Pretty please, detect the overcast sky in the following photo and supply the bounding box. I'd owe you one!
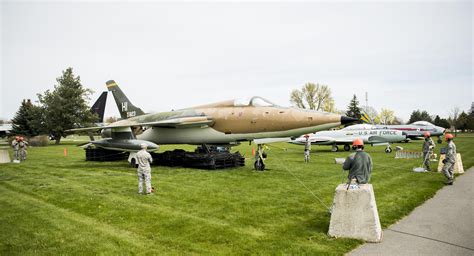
[1,1,472,122]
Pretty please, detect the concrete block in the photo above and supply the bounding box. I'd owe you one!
[328,184,382,242]
[437,153,464,174]
[0,149,11,163]
[334,158,346,164]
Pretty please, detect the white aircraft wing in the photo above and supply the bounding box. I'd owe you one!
[254,137,292,145]
[310,136,337,144]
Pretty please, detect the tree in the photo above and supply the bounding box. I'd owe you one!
[408,110,432,123]
[11,99,44,136]
[448,107,460,134]
[290,83,336,112]
[392,116,404,125]
[345,94,362,120]
[104,116,118,124]
[38,68,97,144]
[457,111,469,132]
[375,108,395,124]
[433,115,442,126]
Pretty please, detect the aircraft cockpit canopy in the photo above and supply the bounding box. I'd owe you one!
[412,121,434,126]
[233,97,278,107]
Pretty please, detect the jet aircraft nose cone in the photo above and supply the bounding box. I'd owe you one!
[340,116,359,125]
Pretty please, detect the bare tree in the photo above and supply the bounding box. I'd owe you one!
[449,107,460,136]
[290,83,335,112]
[104,116,118,124]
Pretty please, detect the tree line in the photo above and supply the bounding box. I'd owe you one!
[11,68,97,144]
[290,83,474,129]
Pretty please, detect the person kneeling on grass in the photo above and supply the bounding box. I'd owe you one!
[137,143,154,194]
[342,138,372,189]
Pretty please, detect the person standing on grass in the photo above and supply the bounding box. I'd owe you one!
[342,138,372,189]
[19,137,28,161]
[442,133,456,185]
[304,134,311,163]
[137,143,154,194]
[422,131,435,171]
[11,136,20,161]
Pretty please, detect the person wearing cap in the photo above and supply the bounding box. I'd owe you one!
[442,133,456,185]
[422,131,435,171]
[136,143,154,194]
[304,134,311,163]
[342,138,372,188]
[11,136,20,161]
[18,137,28,161]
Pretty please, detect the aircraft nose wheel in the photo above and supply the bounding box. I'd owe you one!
[385,146,392,153]
[437,138,442,144]
[343,144,350,151]
[331,145,339,152]
[254,160,265,171]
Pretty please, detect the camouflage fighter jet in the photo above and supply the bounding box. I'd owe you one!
[290,124,406,153]
[69,80,357,169]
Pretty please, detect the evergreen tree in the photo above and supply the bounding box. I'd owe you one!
[433,115,442,126]
[38,67,97,144]
[345,94,362,120]
[419,111,432,123]
[439,118,451,129]
[408,110,421,123]
[11,99,44,136]
[408,110,432,123]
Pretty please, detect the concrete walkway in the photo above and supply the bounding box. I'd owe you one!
[349,167,474,256]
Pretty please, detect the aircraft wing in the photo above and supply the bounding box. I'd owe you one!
[108,116,214,128]
[331,138,353,144]
[67,116,214,133]
[254,137,292,145]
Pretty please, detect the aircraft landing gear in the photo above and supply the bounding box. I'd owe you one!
[254,144,266,171]
[331,144,339,152]
[343,144,351,151]
[437,137,442,144]
[385,144,392,153]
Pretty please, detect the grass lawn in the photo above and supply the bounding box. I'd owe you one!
[0,134,472,255]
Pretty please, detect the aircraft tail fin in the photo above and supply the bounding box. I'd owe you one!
[90,91,107,123]
[360,112,374,124]
[106,80,145,119]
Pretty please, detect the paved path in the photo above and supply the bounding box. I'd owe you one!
[349,167,474,256]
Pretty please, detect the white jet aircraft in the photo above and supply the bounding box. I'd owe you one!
[290,124,406,153]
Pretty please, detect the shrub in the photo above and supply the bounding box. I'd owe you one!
[28,135,49,147]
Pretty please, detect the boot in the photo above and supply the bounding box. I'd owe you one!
[444,179,453,185]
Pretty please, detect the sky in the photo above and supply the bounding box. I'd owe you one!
[1,1,472,123]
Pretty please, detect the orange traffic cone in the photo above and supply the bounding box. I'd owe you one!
[63,148,68,157]
[252,148,255,156]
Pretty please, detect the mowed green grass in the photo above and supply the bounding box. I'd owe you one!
[0,134,472,255]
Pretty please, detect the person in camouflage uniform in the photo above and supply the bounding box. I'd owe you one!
[136,143,154,194]
[304,134,311,163]
[18,137,28,161]
[422,132,435,171]
[11,136,20,161]
[442,133,456,185]
[343,138,372,188]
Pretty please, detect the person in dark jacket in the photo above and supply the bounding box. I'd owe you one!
[343,138,373,188]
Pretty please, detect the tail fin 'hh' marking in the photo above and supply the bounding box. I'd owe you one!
[106,80,145,119]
